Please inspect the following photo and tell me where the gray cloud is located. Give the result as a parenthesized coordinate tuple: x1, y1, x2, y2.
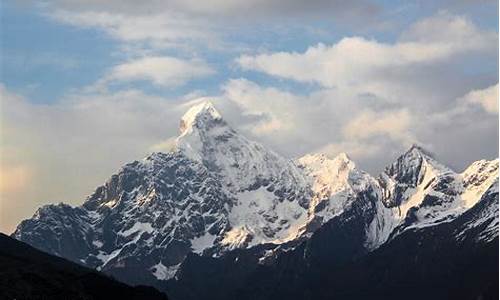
(15, 0, 383, 55)
(32, 0, 380, 20)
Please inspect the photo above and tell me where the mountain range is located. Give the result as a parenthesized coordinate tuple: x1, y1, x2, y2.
(12, 101, 499, 299)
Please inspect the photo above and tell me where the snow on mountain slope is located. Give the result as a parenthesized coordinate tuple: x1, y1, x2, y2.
(456, 179, 499, 243)
(298, 153, 376, 202)
(368, 146, 499, 248)
(379, 146, 462, 226)
(461, 159, 499, 208)
(177, 101, 309, 197)
(297, 146, 497, 250)
(297, 153, 379, 230)
(176, 101, 312, 248)
(378, 145, 453, 209)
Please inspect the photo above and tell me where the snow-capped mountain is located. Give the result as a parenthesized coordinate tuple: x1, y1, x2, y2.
(297, 152, 378, 219)
(12, 101, 498, 292)
(368, 146, 498, 248)
(295, 152, 380, 239)
(176, 102, 312, 249)
(14, 101, 314, 284)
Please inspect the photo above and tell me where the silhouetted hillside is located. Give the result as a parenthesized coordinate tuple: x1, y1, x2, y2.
(0, 233, 168, 300)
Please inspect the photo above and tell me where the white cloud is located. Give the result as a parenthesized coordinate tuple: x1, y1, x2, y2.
(342, 109, 413, 142)
(462, 84, 499, 114)
(400, 11, 496, 47)
(49, 10, 214, 50)
(237, 13, 497, 92)
(220, 78, 417, 163)
(101, 56, 215, 87)
(219, 77, 497, 174)
(222, 79, 301, 135)
(317, 141, 382, 159)
(410, 83, 499, 170)
(237, 37, 450, 86)
(430, 83, 499, 126)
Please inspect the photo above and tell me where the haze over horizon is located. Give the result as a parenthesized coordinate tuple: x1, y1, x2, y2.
(1, 0, 498, 233)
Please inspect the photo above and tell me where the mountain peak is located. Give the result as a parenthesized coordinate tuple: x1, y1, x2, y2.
(175, 101, 307, 197)
(179, 101, 223, 135)
(404, 144, 434, 159)
(381, 143, 450, 197)
(298, 151, 356, 172)
(333, 152, 352, 164)
(385, 144, 438, 174)
(300, 152, 353, 164)
(297, 151, 359, 182)
(176, 101, 230, 163)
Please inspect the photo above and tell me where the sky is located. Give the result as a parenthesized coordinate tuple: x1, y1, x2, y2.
(0, 0, 498, 233)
